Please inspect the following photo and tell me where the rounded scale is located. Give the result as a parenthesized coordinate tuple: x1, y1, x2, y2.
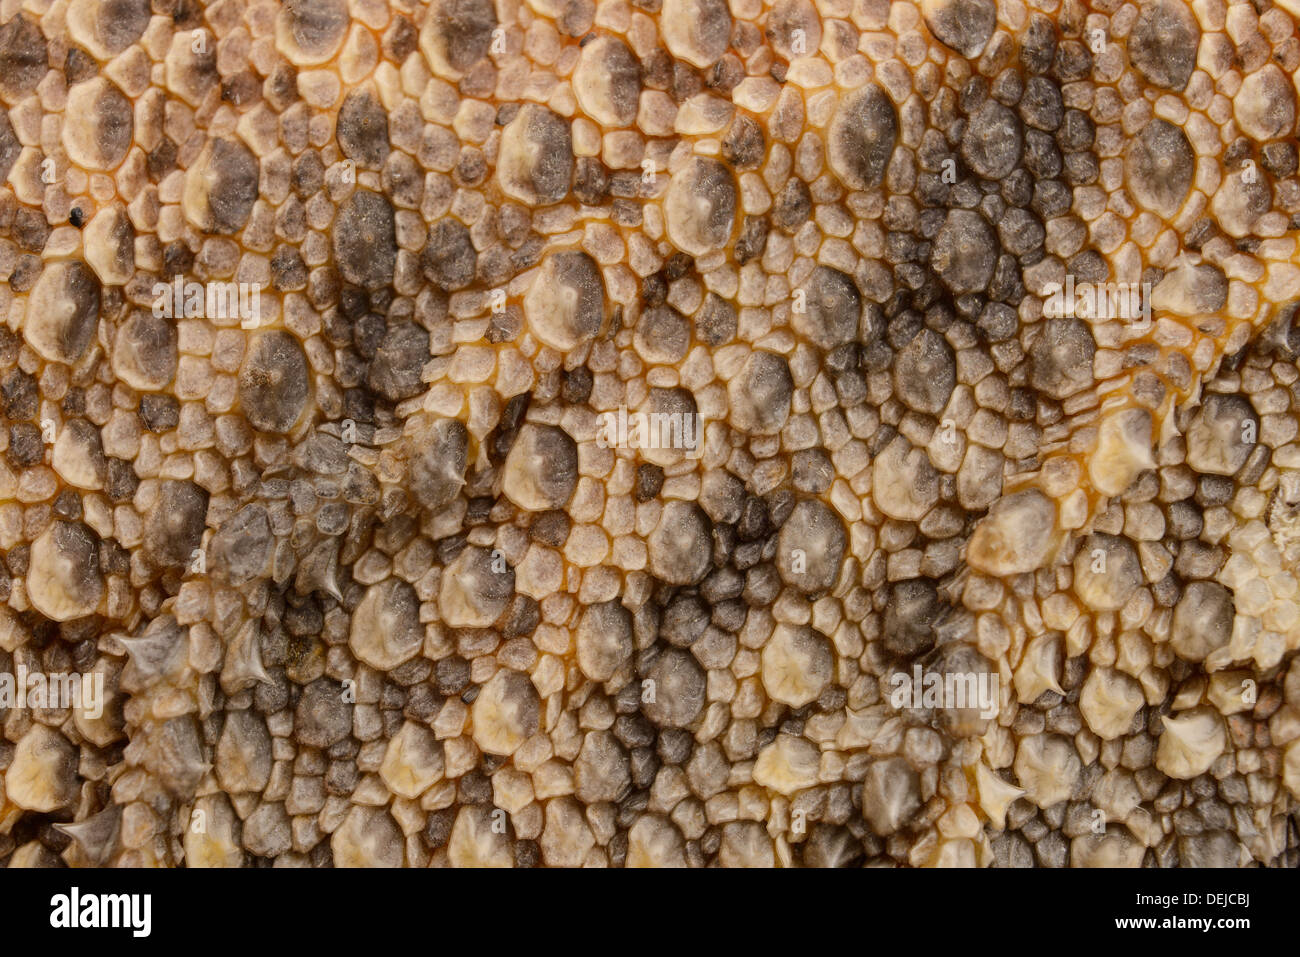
(276, 0, 350, 65)
(961, 100, 1023, 180)
(66, 0, 150, 58)
(828, 84, 897, 190)
(775, 499, 846, 594)
(420, 0, 498, 78)
(497, 104, 573, 206)
(334, 190, 398, 288)
(471, 669, 541, 756)
(28, 521, 104, 622)
(922, 0, 995, 58)
(182, 137, 260, 234)
(765, 0, 822, 60)
(337, 89, 391, 169)
(1127, 0, 1199, 92)
(661, 0, 732, 67)
(576, 599, 634, 682)
(761, 623, 834, 707)
(893, 327, 956, 416)
(573, 36, 641, 127)
(883, 578, 944, 658)
(144, 480, 209, 569)
(208, 504, 273, 586)
(503, 423, 579, 511)
(1234, 64, 1295, 142)
(665, 157, 737, 257)
(523, 250, 605, 352)
(647, 500, 713, 585)
(408, 417, 469, 512)
(1125, 119, 1193, 219)
(932, 209, 997, 295)
(113, 311, 178, 391)
(350, 578, 425, 670)
(62, 78, 133, 171)
(83, 205, 134, 286)
(439, 545, 515, 628)
(795, 266, 860, 351)
(1028, 317, 1095, 401)
(727, 350, 793, 435)
(0, 15, 48, 99)
(238, 330, 311, 434)
(25, 261, 101, 365)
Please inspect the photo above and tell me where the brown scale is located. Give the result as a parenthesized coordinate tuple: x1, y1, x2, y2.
(0, 0, 1298, 868)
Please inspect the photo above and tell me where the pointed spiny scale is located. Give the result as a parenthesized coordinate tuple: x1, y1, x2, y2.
(1079, 668, 1145, 741)
(974, 763, 1024, 830)
(54, 804, 122, 866)
(118, 615, 190, 693)
(1013, 734, 1082, 809)
(215, 709, 273, 794)
(1089, 408, 1156, 498)
(1013, 632, 1063, 704)
(1157, 708, 1228, 780)
(294, 537, 343, 601)
(220, 620, 271, 696)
